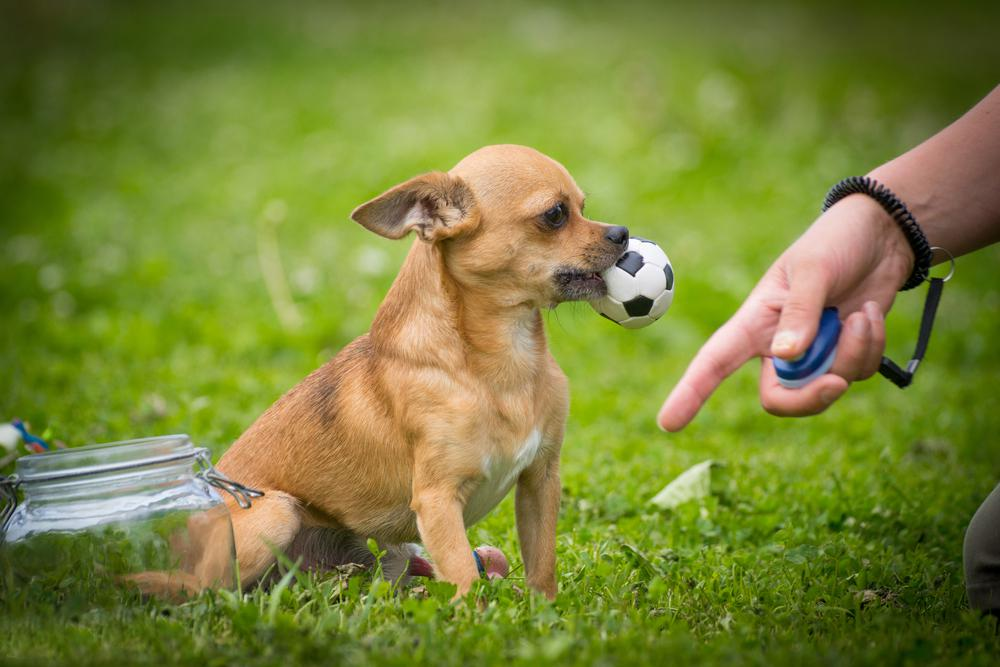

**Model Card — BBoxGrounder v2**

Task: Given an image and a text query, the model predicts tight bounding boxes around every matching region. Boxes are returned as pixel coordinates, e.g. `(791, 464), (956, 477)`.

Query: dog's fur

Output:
(192, 145), (626, 599)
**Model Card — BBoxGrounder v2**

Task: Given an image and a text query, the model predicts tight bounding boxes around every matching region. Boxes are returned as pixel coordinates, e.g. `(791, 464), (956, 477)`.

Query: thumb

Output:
(771, 262), (831, 360)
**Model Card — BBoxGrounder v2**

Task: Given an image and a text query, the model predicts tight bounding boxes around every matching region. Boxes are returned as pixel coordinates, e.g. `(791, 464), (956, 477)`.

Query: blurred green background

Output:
(2, 1), (999, 664)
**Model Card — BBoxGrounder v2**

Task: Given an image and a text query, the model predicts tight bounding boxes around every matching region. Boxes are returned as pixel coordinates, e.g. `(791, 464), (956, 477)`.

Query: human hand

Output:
(658, 194), (915, 431)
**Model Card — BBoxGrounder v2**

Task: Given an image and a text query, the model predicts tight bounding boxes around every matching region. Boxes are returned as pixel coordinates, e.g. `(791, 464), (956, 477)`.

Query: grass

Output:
(2, 1), (1000, 664)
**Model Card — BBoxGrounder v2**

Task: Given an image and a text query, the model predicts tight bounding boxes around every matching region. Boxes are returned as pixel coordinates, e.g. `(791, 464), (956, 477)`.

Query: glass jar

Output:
(0, 434), (261, 604)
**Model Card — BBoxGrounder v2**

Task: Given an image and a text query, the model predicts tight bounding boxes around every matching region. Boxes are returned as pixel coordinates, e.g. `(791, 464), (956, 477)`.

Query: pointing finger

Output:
(658, 317), (757, 432)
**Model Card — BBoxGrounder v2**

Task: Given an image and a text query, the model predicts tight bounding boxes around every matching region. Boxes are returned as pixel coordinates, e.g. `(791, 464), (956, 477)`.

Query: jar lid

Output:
(15, 434), (197, 484)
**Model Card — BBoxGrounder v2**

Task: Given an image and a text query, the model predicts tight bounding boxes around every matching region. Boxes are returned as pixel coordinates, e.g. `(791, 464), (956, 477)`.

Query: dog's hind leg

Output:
(228, 489), (302, 588)
(123, 494), (294, 600)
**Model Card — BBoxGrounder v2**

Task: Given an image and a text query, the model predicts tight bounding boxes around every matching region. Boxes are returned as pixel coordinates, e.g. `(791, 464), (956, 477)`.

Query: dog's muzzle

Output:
(553, 268), (608, 302)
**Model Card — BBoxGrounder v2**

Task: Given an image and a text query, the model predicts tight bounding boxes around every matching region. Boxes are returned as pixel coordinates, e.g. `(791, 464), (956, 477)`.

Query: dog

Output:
(208, 145), (628, 599)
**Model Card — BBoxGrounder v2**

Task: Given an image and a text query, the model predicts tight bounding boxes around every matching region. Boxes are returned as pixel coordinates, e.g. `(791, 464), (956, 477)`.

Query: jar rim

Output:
(15, 434), (197, 484)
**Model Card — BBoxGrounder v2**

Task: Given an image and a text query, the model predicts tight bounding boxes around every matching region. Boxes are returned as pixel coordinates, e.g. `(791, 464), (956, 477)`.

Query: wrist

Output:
(823, 176), (931, 290)
(855, 193), (916, 289)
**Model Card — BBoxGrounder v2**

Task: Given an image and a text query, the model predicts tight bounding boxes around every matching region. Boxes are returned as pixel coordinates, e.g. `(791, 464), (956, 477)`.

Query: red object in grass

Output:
(406, 545), (510, 580)
(474, 545), (510, 579)
(407, 554), (435, 578)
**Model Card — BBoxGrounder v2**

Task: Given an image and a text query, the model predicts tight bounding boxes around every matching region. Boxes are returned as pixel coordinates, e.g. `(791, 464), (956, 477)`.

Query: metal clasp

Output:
(194, 448), (264, 509)
(1, 474), (20, 531)
(929, 246), (956, 283)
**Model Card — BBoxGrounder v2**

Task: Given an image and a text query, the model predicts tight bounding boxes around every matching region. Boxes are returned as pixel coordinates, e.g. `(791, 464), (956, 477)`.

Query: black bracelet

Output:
(822, 176), (933, 291)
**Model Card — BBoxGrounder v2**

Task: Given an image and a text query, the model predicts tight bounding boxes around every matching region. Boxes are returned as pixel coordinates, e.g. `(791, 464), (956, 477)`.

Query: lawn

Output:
(2, 1), (1000, 664)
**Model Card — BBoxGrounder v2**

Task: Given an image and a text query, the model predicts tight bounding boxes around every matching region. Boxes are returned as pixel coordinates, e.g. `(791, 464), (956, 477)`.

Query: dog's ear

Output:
(351, 172), (478, 242)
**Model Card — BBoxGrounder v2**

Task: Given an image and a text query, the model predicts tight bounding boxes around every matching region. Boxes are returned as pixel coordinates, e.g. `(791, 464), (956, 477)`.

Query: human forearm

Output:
(869, 85), (1000, 260)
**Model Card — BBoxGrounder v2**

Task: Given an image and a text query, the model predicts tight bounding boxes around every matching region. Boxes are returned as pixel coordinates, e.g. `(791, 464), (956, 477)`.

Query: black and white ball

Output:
(590, 236), (674, 329)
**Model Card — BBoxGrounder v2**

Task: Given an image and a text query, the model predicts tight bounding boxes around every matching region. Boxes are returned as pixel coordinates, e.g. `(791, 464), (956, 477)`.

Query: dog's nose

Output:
(604, 225), (629, 247)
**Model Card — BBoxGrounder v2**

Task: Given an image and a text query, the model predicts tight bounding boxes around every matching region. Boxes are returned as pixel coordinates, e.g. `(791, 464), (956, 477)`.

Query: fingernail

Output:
(772, 330), (800, 355)
(820, 389), (839, 405)
(850, 316), (867, 335)
(863, 301), (883, 321)
(656, 411), (673, 432)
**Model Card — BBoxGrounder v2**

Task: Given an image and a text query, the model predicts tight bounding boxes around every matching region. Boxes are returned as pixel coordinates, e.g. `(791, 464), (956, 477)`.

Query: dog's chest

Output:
(463, 428), (543, 526)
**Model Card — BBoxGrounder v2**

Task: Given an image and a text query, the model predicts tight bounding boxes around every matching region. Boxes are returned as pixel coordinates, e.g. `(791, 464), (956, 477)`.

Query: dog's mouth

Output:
(553, 267), (609, 302)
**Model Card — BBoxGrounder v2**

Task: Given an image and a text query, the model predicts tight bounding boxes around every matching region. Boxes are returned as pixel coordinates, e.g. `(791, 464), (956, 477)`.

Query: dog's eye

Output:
(542, 202), (568, 228)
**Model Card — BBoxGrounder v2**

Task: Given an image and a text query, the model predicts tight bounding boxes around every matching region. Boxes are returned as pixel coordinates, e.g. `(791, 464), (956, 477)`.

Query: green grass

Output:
(2, 1), (1000, 664)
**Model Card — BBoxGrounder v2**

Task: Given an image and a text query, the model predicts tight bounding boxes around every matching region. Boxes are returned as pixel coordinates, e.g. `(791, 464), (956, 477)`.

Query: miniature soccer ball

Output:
(590, 236), (674, 329)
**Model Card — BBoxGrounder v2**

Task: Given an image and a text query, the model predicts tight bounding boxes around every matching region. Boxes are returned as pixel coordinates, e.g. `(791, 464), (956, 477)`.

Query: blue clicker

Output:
(773, 307), (842, 389)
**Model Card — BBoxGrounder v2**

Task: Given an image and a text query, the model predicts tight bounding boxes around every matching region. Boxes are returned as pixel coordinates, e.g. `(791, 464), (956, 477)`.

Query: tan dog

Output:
(216, 145), (628, 598)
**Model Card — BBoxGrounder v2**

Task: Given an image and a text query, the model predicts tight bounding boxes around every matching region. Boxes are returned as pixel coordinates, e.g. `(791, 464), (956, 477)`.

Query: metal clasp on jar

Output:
(1, 474), (20, 530)
(194, 448), (264, 509)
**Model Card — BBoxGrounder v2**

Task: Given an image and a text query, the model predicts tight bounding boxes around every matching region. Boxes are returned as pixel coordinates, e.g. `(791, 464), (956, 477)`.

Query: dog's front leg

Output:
(515, 454), (560, 599)
(411, 480), (479, 598)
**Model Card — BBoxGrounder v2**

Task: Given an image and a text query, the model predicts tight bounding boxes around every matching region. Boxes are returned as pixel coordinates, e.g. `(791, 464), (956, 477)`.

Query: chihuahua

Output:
(211, 145), (628, 599)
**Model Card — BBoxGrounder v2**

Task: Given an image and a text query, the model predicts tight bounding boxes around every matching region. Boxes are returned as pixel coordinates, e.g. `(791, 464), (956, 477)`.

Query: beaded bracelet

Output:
(822, 176), (932, 291)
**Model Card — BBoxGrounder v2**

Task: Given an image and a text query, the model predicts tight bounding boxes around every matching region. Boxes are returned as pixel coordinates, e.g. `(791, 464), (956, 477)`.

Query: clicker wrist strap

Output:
(878, 277), (944, 388)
